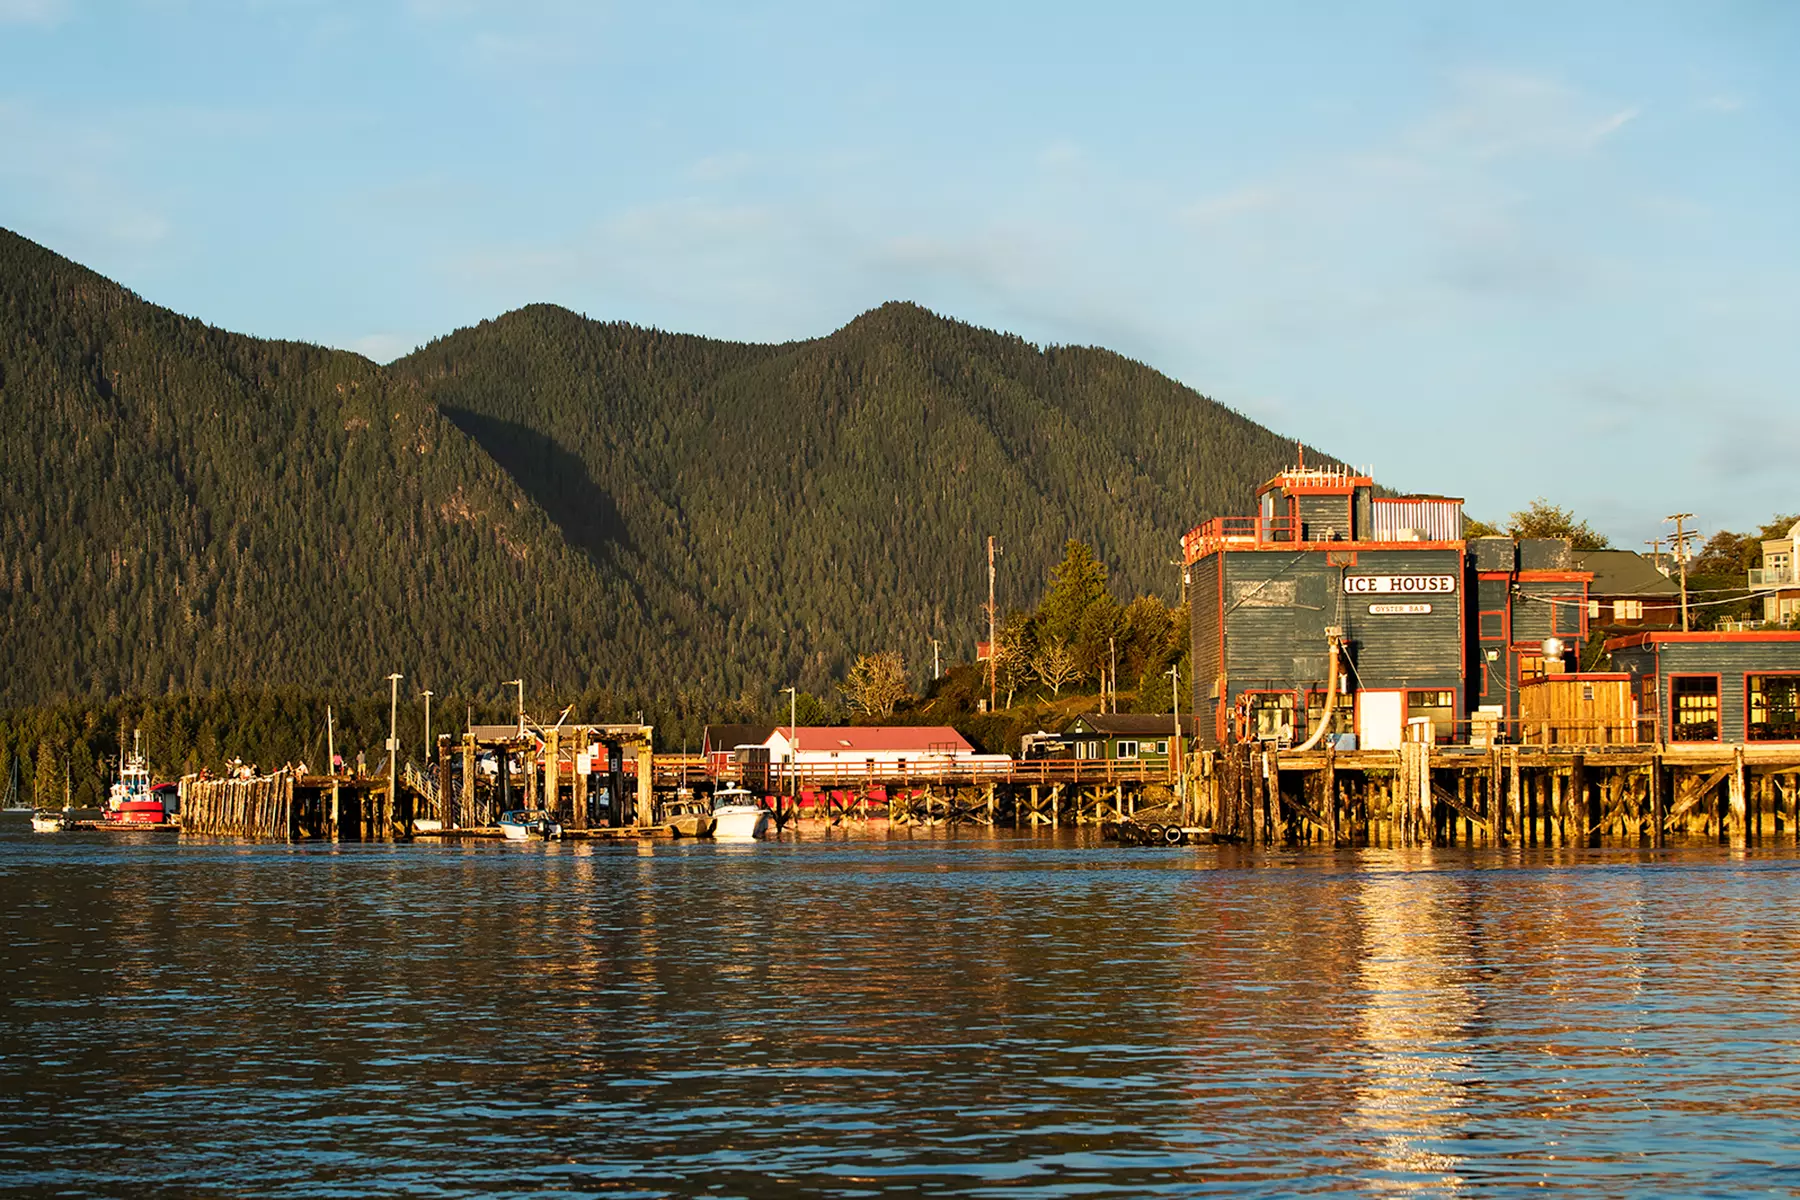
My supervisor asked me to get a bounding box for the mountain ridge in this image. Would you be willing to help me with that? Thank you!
[1,225,1339,716]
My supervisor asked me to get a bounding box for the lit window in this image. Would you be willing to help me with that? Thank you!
[1671,677,1719,742]
[1749,675,1800,742]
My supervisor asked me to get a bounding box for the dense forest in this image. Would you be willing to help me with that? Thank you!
[0,226,1326,797]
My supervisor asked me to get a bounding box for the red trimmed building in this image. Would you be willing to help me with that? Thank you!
[1605,631,1800,744]
[1185,465,1469,750]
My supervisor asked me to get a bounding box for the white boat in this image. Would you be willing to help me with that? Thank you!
[498,809,563,841]
[31,809,71,833]
[710,786,770,840]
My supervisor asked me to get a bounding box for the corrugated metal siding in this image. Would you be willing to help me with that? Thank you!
[1189,555,1224,748]
[1370,498,1463,542]
[1297,494,1352,541]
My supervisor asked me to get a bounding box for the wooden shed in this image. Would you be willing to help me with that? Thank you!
[1516,673,1638,745]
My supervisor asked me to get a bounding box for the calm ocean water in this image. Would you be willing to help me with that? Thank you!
[5,817,1800,1197]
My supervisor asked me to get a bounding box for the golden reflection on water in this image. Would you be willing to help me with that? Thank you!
[1348,856,1479,1192]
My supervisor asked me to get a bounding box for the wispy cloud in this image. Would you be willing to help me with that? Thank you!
[1409,68,1640,161]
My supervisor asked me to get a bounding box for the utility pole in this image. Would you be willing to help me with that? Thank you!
[421,689,433,766]
[326,705,336,774]
[782,685,797,798]
[1109,636,1117,714]
[385,672,403,825]
[931,638,941,682]
[986,535,998,713]
[1168,663,1183,797]
[506,679,525,733]
[1664,514,1695,632]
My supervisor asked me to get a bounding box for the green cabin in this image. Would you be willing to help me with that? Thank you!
[1064,713,1197,768]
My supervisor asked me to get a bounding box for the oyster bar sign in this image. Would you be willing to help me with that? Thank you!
[1343,574,1457,595]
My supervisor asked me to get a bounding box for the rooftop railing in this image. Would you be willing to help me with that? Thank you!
[1183,515,1300,560]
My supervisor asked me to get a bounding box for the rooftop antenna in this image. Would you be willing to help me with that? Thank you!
[1296,440,1305,469]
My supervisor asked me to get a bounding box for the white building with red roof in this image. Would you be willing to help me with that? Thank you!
[757,725,1008,783]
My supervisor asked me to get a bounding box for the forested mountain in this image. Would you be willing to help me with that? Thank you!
[0,228,641,714]
[392,300,1322,703]
[1,226,1333,729]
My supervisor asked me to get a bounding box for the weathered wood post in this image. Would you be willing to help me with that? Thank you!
[543,728,561,822]
[1730,746,1748,845]
[459,733,476,829]
[1649,764,1664,847]
[1324,745,1338,846]
[1572,754,1595,848]
[1507,749,1522,848]
[436,735,451,826]
[636,740,654,828]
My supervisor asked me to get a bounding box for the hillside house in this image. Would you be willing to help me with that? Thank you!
[1573,549,1683,632]
[1750,521,1800,627]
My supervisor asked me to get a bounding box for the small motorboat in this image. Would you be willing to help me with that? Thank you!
[30,808,72,834]
[498,809,563,841]
[710,786,770,841]
[664,788,717,838]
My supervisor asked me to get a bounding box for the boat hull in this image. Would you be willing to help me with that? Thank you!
[667,814,717,838]
[711,807,768,840]
[106,800,166,825]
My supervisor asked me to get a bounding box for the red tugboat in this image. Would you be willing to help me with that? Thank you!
[105,731,166,824]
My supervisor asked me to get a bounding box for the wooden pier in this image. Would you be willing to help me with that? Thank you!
[1190,742,1800,847]
[180,773,411,840]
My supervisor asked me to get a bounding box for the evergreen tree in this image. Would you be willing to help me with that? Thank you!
[32,739,59,808]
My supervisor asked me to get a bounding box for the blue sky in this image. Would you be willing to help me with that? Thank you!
[2,1,1795,548]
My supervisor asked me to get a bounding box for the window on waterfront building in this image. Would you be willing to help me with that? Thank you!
[1670,676,1720,741]
[1248,693,1296,743]
[1306,689,1356,736]
[1406,690,1456,744]
[1155,740,1168,755]
[1115,740,1139,759]
[1613,600,1642,621]
[1748,675,1800,742]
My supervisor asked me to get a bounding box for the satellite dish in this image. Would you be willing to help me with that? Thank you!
[1541,637,1564,661]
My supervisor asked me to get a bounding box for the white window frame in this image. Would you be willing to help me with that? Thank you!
[1115,740,1139,760]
